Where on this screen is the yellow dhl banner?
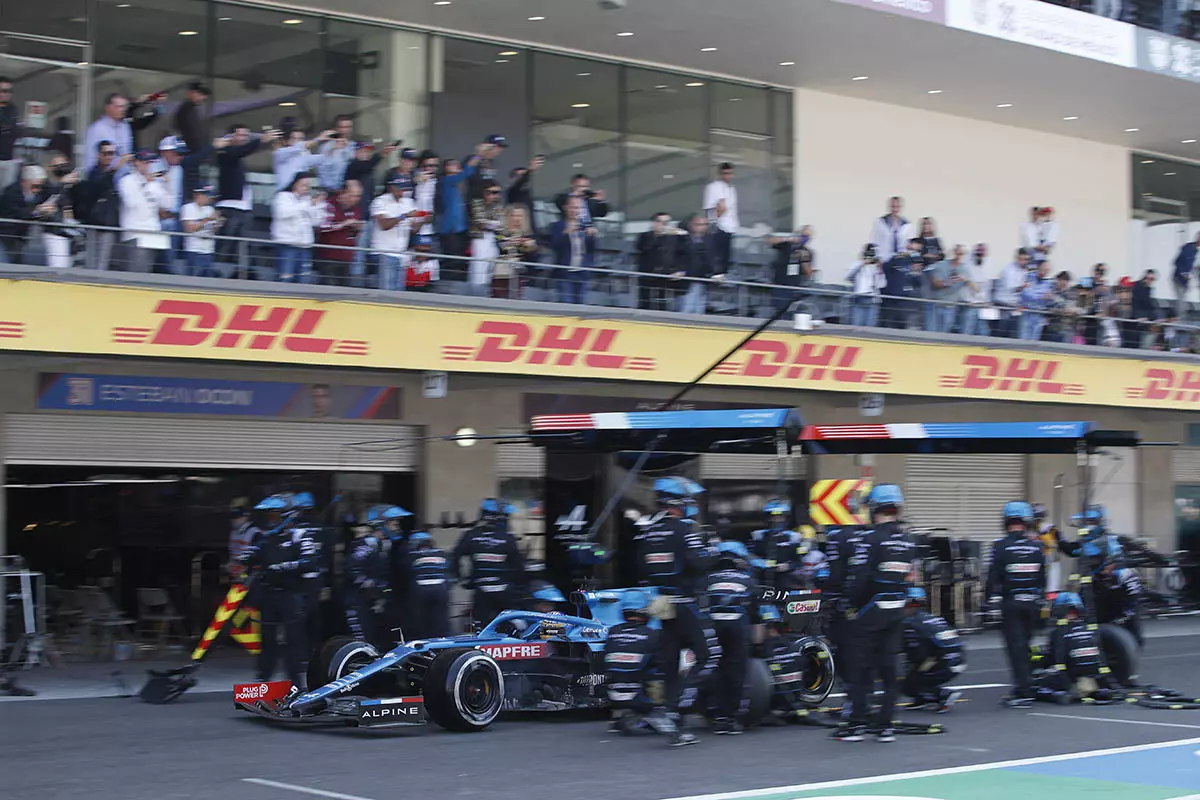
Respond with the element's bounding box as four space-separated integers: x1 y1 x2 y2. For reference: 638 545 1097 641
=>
2 279 1198 411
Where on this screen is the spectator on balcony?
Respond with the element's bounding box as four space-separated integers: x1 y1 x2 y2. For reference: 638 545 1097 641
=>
869 196 911 266
0 77 21 192
993 248 1032 338
83 93 133 175
1079 263 1113 346
1046 270 1080 344
174 81 211 156
216 124 276 278
703 162 739 273
846 243 885 327
180 185 221 278
0 164 51 265
675 213 721 315
881 237 923 329
554 173 609 231
1132 269 1159 322
959 243 990 337
78 141 128 270
549 195 598 306
385 147 418 190
918 217 944 266
317 115 356 191
637 212 684 311
468 135 507 200
1020 206 1058 266
495 205 538 299
769 225 815 311
435 154 479 283
117 151 170 273
41 152 82 270
414 151 439 239
469 180 506 297
274 128 332 192
1113 279 1139 347
372 175 419 292
270 172 322 284
937 244 969 333
919 248 952 334
506 155 543 230
1019 260 1055 341
316 179 364 286
1173 232 1198 317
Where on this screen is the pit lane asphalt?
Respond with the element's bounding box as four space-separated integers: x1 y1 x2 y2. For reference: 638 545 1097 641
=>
6 623 1200 800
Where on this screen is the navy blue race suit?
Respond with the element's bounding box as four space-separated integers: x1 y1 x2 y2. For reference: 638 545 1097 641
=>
987 530 1046 699
603 620 660 714
344 533 391 647
1036 618 1109 699
243 525 317 686
452 523 526 626
407 544 451 638
845 520 916 729
636 513 717 713
901 610 965 705
704 567 754 720
824 525 867 694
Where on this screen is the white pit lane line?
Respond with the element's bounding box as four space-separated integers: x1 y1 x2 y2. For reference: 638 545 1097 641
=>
242 778 377 800
1029 712 1200 731
655 736 1200 800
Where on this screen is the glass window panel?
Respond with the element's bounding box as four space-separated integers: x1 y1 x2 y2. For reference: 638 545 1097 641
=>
531 53 619 233
3 0 88 41
772 90 794 233
430 37 528 182
712 82 768 136
624 68 708 230
708 82 772 269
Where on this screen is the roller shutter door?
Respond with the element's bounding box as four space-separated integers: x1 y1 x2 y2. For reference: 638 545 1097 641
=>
903 454 1025 541
700 453 806 481
495 428 545 479
4 414 419 471
1173 450 1200 483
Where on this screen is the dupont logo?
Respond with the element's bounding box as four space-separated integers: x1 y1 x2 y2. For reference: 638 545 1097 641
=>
714 342 890 386
233 680 292 703
939 355 1083 396
0 320 26 340
786 599 821 615
111 300 369 356
441 321 656 372
1124 367 1200 404
480 643 549 660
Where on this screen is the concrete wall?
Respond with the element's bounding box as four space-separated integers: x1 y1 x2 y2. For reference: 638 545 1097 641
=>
793 89 1133 285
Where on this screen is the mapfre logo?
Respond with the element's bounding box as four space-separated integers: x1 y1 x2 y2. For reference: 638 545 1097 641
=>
479 643 549 660
111 300 369 356
1125 367 1200 404
713 342 890 386
939 355 1083 396
441 321 655 372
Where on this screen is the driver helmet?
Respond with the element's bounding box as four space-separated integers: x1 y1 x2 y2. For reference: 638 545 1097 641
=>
867 484 904 512
654 476 705 518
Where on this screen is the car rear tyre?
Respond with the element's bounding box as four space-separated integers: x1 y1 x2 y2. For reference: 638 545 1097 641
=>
740 658 772 726
423 647 504 732
1098 622 1140 686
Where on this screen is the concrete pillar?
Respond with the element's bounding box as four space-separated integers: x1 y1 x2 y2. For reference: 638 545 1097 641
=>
355 30 429 149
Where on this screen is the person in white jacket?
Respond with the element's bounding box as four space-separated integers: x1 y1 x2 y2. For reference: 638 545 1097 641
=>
959 243 991 336
1019 206 1058 266
117 150 170 273
371 175 420 292
271 173 322 283
868 196 911 266
846 243 886 327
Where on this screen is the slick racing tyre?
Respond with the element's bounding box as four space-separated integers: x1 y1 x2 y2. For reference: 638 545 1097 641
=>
307 636 380 692
741 658 772 726
1098 623 1140 686
424 647 505 732
768 635 836 708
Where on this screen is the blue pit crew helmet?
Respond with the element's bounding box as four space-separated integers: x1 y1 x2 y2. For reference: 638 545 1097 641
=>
621 588 655 619
867 483 904 509
1054 591 1085 615
906 586 928 605
716 540 752 569
293 492 315 510
529 579 566 605
480 497 517 519
655 476 705 517
764 498 791 516
255 493 294 512
408 530 433 547
1003 501 1034 524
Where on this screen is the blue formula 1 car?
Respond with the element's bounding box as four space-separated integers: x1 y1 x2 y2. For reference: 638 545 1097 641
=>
234 587 835 732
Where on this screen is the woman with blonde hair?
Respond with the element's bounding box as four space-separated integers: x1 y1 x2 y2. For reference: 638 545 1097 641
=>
493 204 538 298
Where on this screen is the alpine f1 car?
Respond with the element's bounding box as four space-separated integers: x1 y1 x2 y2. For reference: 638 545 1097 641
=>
234 586 836 732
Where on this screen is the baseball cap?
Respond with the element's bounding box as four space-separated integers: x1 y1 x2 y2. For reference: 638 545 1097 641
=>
134 149 157 162
187 80 211 95
388 174 413 190
400 147 418 161
192 184 215 195
355 139 375 150
485 134 508 148
158 135 186 153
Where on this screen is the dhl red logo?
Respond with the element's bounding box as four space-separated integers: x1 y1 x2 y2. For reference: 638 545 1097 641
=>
1125 367 1200 404
441 321 656 371
111 300 369 356
713 341 890 385
939 355 1084 396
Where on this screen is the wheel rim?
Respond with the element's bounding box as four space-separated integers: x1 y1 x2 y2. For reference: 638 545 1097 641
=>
460 663 499 716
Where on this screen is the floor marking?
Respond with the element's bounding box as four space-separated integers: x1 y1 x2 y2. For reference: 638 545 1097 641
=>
1029 712 1200 731
242 778 377 800
827 683 1006 699
655 736 1200 800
